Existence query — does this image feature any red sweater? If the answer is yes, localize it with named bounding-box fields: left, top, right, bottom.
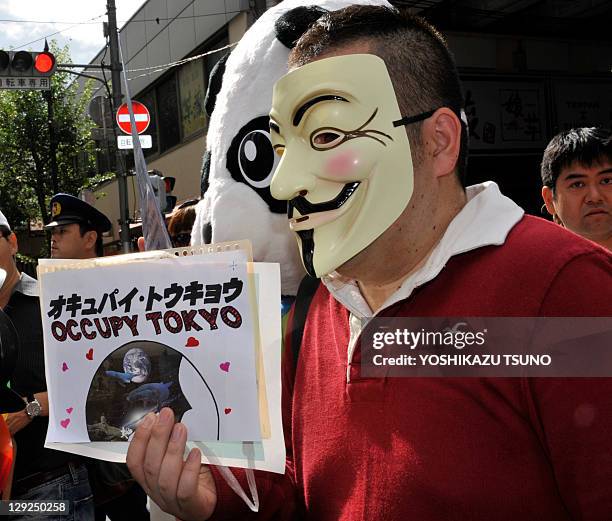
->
left=211, top=216, right=612, bottom=520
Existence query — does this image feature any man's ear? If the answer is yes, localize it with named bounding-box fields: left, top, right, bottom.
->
left=8, top=232, right=18, bottom=256
left=541, top=186, right=556, bottom=216
left=425, top=108, right=462, bottom=179
left=84, top=230, right=98, bottom=251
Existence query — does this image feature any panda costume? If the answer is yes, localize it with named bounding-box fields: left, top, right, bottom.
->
left=192, top=0, right=392, bottom=306
left=186, top=0, right=391, bottom=513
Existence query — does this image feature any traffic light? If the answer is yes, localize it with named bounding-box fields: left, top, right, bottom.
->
left=0, top=50, right=56, bottom=90
left=148, top=171, right=177, bottom=213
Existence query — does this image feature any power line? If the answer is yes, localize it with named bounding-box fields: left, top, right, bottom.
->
left=60, top=42, right=237, bottom=81
left=8, top=13, right=106, bottom=51
left=0, top=10, right=243, bottom=27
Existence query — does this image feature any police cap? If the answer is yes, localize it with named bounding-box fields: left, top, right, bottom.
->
left=45, top=193, right=111, bottom=233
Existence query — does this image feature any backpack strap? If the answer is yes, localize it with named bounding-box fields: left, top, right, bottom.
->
left=290, top=275, right=320, bottom=374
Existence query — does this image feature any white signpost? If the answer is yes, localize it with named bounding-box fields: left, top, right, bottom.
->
left=117, top=134, right=152, bottom=150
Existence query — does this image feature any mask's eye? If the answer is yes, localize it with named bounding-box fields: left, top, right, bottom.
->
left=238, top=130, right=280, bottom=188
left=311, top=129, right=345, bottom=150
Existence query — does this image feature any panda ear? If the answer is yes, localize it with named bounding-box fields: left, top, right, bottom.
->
left=274, top=6, right=328, bottom=49
left=204, top=53, right=230, bottom=117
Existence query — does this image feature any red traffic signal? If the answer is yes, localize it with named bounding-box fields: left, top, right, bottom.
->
left=34, top=52, right=55, bottom=74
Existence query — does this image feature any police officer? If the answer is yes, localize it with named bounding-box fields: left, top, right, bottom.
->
left=45, top=193, right=112, bottom=259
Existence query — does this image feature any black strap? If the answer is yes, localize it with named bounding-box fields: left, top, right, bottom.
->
left=290, top=275, right=320, bottom=375
left=392, top=108, right=437, bottom=128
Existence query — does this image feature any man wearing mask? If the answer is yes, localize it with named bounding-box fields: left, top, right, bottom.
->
left=126, top=7, right=612, bottom=520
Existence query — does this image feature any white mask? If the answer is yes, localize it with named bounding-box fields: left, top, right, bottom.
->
left=270, top=54, right=418, bottom=277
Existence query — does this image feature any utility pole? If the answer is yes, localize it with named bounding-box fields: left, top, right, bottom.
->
left=107, top=0, right=132, bottom=253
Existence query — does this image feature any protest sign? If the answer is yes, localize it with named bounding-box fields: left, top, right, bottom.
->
left=45, top=261, right=286, bottom=474
left=39, top=247, right=263, bottom=444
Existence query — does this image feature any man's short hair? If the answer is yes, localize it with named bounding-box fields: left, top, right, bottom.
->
left=289, top=5, right=468, bottom=185
left=0, top=225, right=11, bottom=239
left=77, top=222, right=103, bottom=257
left=541, top=127, right=612, bottom=191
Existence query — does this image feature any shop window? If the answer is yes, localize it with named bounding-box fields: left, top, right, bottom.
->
left=156, top=73, right=181, bottom=152
left=178, top=60, right=207, bottom=139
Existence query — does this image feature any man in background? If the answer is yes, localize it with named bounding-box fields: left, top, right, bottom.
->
left=46, top=193, right=112, bottom=259
left=541, top=127, right=612, bottom=250
left=0, top=208, right=94, bottom=518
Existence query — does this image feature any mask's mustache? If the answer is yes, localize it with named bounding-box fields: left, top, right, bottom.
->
left=288, top=182, right=360, bottom=218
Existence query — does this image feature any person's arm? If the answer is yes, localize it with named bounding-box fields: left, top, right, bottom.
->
left=205, top=303, right=301, bottom=520
left=531, top=251, right=612, bottom=517
left=5, top=391, right=49, bottom=435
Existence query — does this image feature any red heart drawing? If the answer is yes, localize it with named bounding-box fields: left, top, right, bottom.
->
left=60, top=418, right=71, bottom=428
left=66, top=407, right=73, bottom=414
left=186, top=336, right=199, bottom=348
left=224, top=408, right=232, bottom=415
left=219, top=362, right=230, bottom=372
left=62, top=362, right=69, bottom=372
left=86, top=348, right=94, bottom=360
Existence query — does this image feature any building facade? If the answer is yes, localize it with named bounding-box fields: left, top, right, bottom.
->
left=77, top=0, right=612, bottom=250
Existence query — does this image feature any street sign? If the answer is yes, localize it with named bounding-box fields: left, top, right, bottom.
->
left=0, top=77, right=51, bottom=90
left=116, top=101, right=150, bottom=135
left=117, top=134, right=152, bottom=149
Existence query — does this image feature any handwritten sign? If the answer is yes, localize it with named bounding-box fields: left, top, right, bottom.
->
left=40, top=253, right=262, bottom=444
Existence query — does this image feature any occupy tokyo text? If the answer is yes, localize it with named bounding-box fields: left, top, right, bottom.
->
left=49, top=306, right=243, bottom=342
left=46, top=278, right=245, bottom=342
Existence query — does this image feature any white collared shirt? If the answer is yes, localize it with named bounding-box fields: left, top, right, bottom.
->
left=14, top=272, right=39, bottom=297
left=321, top=181, right=524, bottom=381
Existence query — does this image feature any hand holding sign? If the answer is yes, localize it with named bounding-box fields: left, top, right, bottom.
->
left=127, top=408, right=217, bottom=521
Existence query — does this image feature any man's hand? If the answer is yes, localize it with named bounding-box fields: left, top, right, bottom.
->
left=5, top=410, right=30, bottom=435
left=127, top=407, right=217, bottom=520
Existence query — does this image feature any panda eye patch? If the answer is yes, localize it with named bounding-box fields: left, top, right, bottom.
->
left=226, top=115, right=287, bottom=214
left=238, top=130, right=279, bottom=188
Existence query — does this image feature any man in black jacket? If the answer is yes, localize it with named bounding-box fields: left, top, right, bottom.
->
left=0, top=208, right=94, bottom=519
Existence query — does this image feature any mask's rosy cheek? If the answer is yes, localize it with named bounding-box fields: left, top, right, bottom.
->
left=324, top=150, right=361, bottom=179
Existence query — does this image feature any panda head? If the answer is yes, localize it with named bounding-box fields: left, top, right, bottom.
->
left=194, top=0, right=391, bottom=295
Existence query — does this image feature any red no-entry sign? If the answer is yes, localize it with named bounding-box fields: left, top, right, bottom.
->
left=116, top=101, right=150, bottom=135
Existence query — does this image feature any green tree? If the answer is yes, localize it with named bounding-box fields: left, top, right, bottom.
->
left=0, top=42, right=97, bottom=233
